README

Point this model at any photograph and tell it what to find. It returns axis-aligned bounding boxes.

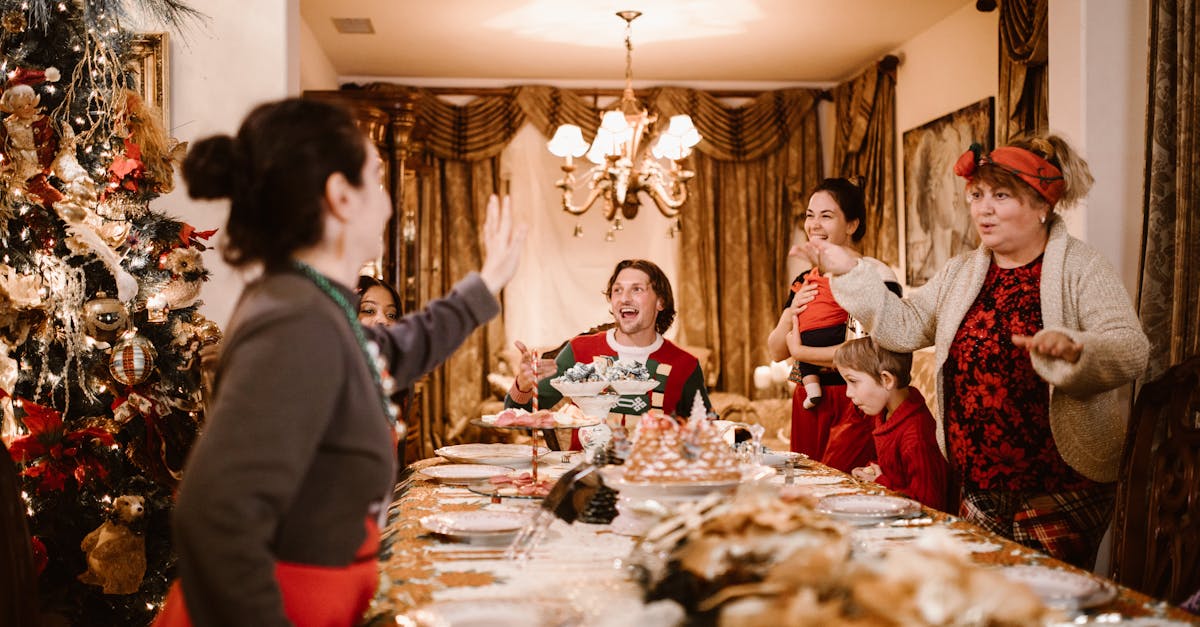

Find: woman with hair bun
[766,177,901,473]
[155,98,525,627]
[812,134,1148,569]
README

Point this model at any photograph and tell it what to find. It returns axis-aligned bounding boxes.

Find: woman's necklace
[292,261,399,427]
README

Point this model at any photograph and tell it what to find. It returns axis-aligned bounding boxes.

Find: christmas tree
[0,1,207,625]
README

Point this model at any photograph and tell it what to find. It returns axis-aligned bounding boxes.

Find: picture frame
[124,32,169,124]
[902,97,994,287]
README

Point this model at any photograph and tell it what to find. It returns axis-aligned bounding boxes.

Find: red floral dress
[943,256,1095,493]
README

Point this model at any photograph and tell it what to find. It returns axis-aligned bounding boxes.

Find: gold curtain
[418,158,509,447]
[830,57,899,266]
[1137,0,1200,381]
[997,0,1049,144]
[315,83,824,441]
[661,89,824,396]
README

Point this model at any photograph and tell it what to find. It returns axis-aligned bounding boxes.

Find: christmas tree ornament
[108,334,157,386]
[1,11,27,33]
[95,218,132,248]
[82,292,130,342]
[158,247,205,309]
[1,263,44,310]
[145,293,168,323]
[78,495,147,594]
[6,397,115,493]
[110,89,187,195]
[195,318,222,346]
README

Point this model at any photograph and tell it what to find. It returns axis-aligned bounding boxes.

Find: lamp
[547,10,701,239]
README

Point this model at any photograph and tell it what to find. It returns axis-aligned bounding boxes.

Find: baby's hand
[851,463,881,483]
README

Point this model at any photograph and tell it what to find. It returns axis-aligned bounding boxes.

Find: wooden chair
[1109,355,1200,605]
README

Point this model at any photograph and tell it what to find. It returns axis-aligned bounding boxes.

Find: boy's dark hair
[833,336,912,388]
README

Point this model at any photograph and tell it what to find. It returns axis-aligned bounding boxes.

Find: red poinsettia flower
[31,536,48,575]
[8,398,116,493]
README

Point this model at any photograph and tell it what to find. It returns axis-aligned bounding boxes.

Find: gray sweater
[173,270,498,626]
[830,216,1148,483]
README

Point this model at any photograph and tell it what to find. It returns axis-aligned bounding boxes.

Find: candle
[753,365,772,390]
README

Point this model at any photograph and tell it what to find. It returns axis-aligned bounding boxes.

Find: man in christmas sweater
[506,259,711,426]
[835,337,947,511]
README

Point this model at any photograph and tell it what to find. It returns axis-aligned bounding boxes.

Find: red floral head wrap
[953,143,1066,206]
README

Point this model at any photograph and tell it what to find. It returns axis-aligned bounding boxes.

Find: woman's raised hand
[800,239,858,276]
[479,195,528,295]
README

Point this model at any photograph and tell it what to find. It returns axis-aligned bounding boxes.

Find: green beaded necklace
[293,260,398,426]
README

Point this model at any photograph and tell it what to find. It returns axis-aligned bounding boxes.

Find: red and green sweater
[506,330,711,419]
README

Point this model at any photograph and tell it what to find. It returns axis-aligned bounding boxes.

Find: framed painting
[902,97,994,287]
[124,32,169,124]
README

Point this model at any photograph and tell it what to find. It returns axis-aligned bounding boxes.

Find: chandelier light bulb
[585,139,608,165]
[547,124,588,158]
[669,115,702,149]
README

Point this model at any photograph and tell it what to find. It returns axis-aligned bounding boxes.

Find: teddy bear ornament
[78,494,147,594]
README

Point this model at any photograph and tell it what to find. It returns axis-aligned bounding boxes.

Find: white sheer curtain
[502,124,681,351]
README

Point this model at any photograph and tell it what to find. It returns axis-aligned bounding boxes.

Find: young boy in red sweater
[834,337,947,510]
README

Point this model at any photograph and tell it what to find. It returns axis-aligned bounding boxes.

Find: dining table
[366,452,1200,626]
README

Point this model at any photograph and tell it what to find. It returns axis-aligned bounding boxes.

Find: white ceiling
[300,0,972,86]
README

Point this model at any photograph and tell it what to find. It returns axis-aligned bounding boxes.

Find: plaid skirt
[960,483,1116,570]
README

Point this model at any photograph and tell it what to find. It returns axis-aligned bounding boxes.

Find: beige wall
[300,15,339,91]
[893,2,999,284]
[153,0,301,328]
[1049,0,1148,294]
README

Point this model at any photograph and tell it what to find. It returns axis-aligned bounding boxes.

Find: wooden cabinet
[304,88,436,462]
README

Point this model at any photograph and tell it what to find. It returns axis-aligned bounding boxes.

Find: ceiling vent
[332,17,375,34]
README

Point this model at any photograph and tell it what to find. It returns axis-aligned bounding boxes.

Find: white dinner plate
[435,443,551,466]
[419,510,529,536]
[786,474,848,486]
[762,450,806,468]
[1001,565,1118,610]
[409,598,580,627]
[419,464,513,485]
[816,494,922,523]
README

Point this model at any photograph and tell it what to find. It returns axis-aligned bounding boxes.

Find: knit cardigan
[830,215,1149,483]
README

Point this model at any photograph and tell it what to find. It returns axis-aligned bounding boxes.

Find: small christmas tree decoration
[109,333,157,386]
[689,390,707,422]
[145,293,168,323]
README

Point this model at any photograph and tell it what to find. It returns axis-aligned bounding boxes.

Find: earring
[1039,214,1047,224]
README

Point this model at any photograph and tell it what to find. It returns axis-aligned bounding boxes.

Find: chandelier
[546,10,701,239]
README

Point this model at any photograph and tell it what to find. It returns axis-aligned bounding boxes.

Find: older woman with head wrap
[807,134,1148,570]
